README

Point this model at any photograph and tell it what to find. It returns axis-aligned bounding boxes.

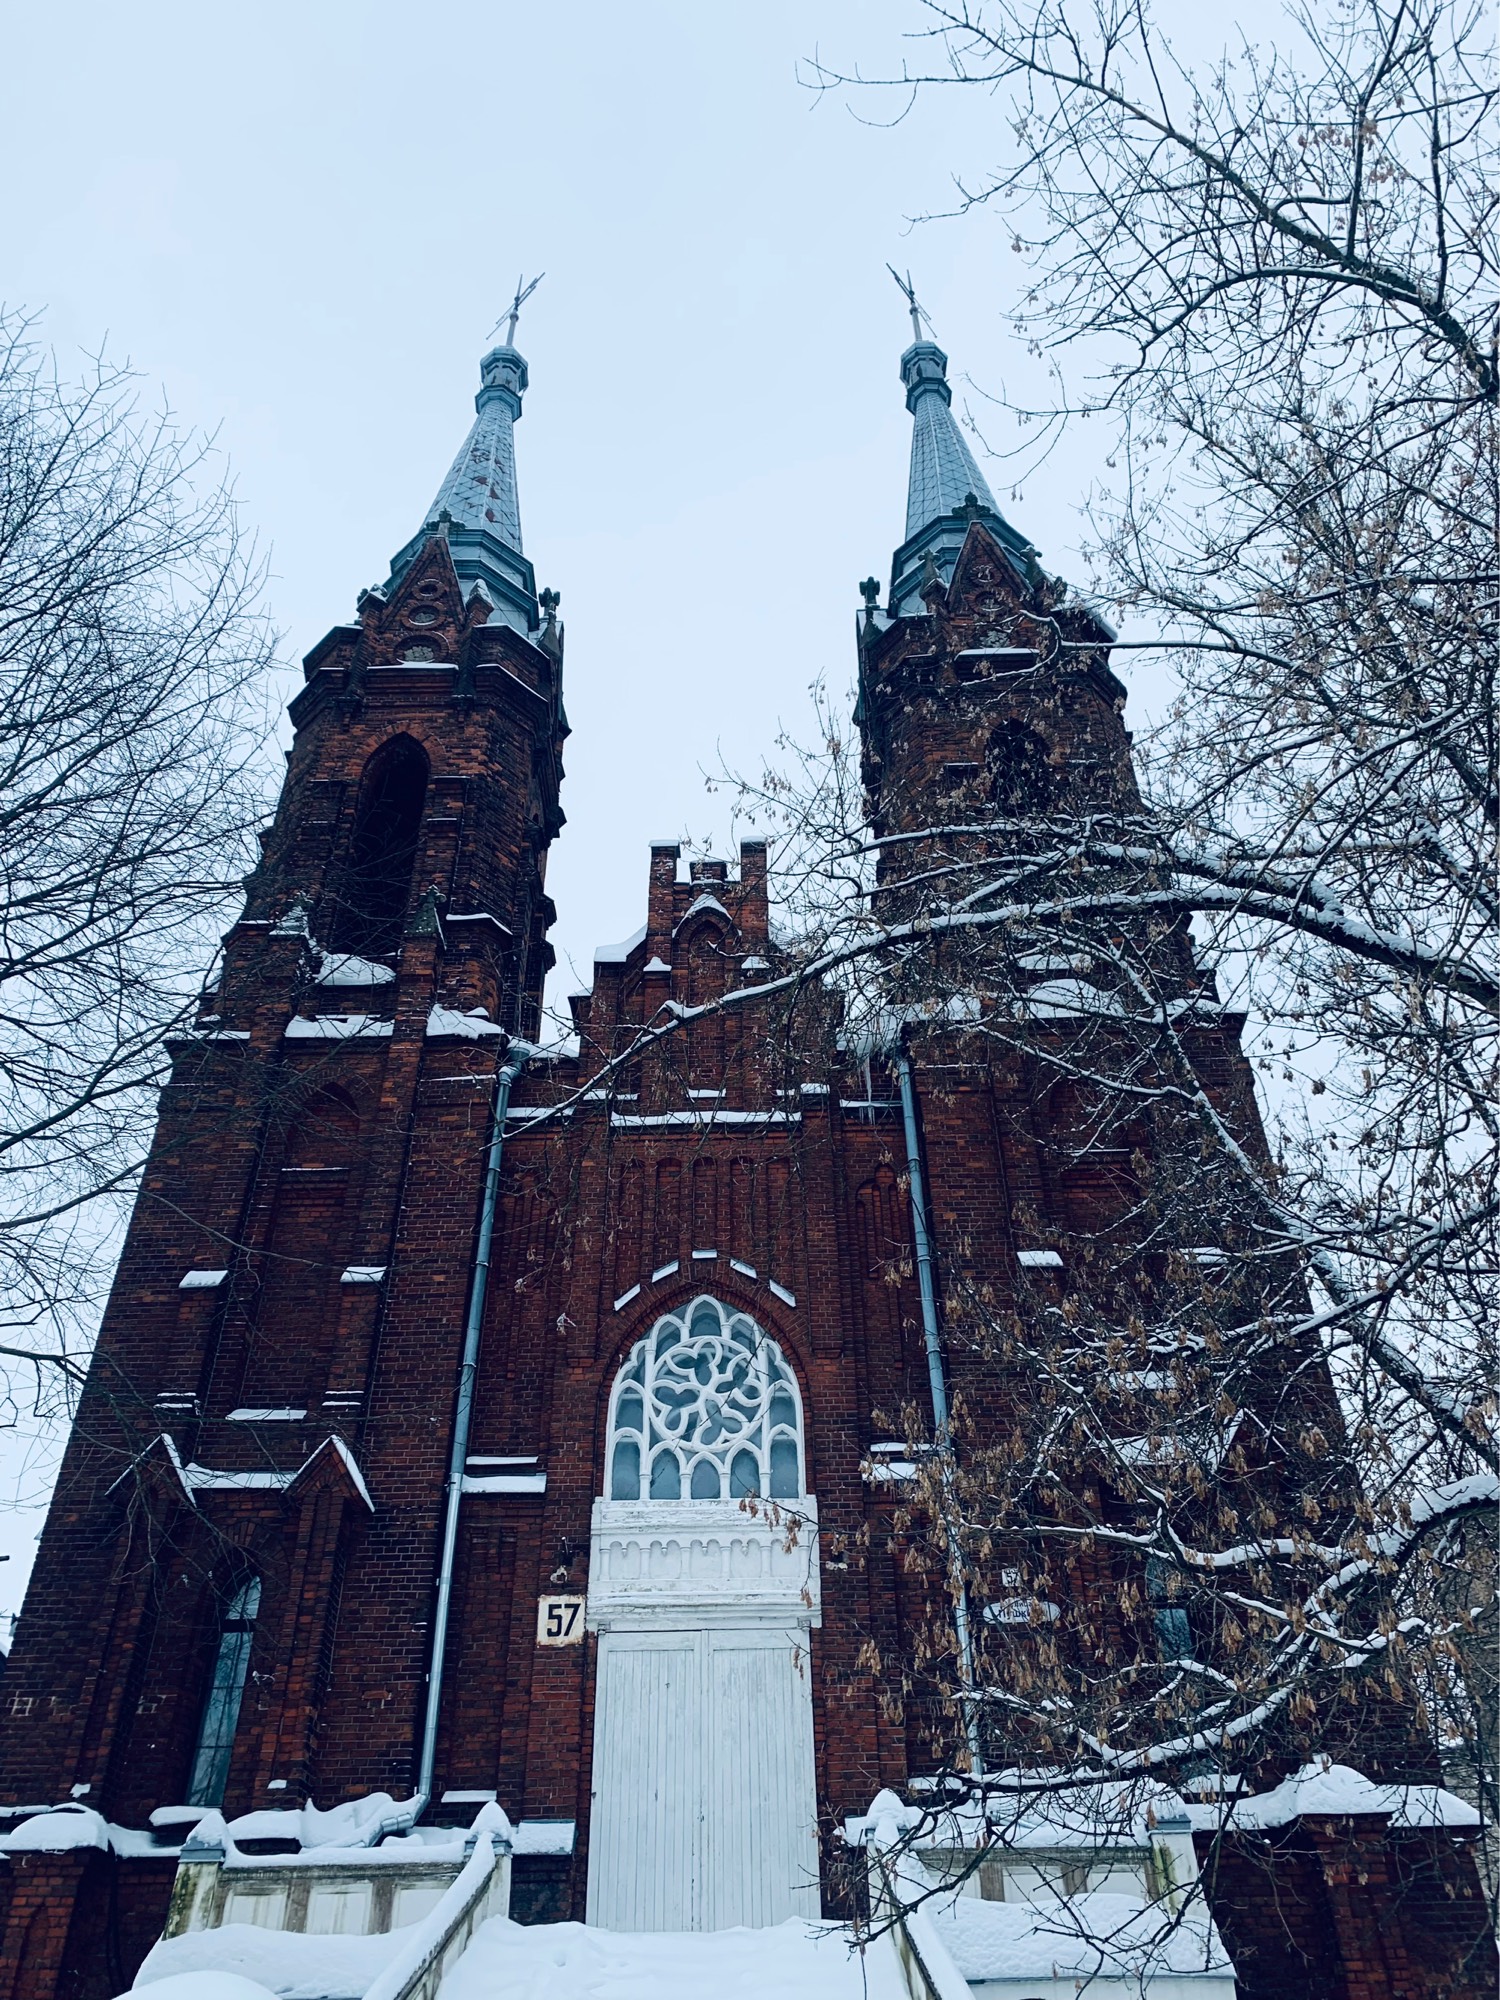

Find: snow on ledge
[611,1109,801,1129]
[284,1015,393,1040]
[179,1269,228,1289]
[426,1006,506,1039]
[314,952,395,988]
[0,1806,108,1852]
[509,1819,575,1856]
[462,1471,547,1495]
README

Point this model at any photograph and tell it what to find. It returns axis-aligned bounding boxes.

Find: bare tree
[0,312,275,1416]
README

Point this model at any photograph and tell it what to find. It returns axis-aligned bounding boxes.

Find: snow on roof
[594,924,647,966]
[675,891,732,929]
[1192,1761,1481,1832]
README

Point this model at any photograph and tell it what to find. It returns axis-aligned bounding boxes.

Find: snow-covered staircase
[434,1917,909,2000]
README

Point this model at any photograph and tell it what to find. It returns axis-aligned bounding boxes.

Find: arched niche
[327,735,430,955]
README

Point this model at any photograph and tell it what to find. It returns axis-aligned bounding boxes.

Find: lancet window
[606,1297,804,1503]
[187,1575,261,1808]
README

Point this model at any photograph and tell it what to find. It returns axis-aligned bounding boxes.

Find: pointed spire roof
[427,345,526,552]
[385,345,540,636]
[888,338,1038,618]
[901,341,1000,539]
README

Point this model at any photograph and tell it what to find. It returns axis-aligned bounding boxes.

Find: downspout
[417,1036,535,1811]
[894,1045,983,1777]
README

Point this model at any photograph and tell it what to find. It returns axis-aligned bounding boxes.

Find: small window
[603,1298,806,1503]
[187,1577,261,1808]
[1147,1557,1195,1661]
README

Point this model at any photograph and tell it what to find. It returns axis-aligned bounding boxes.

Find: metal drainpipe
[417,1037,534,1810]
[895,1046,983,1777]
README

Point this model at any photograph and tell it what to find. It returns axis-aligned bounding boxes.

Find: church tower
[0,333,573,1988]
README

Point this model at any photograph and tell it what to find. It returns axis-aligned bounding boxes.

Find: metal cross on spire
[490,272,545,349]
[887,265,933,345]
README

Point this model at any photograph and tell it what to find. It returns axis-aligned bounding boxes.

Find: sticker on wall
[536,1595,586,1646]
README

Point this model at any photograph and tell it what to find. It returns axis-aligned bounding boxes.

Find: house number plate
[536,1594,586,1646]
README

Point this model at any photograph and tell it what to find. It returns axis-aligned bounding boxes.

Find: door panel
[702,1629,820,1930]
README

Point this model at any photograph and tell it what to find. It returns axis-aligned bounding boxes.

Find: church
[0,314,1489,2000]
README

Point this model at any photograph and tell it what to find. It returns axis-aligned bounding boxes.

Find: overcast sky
[0,0,1237,1612]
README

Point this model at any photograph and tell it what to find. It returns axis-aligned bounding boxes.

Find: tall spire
[385,337,541,636]
[426,344,527,553]
[900,341,1001,541]
[885,307,1038,619]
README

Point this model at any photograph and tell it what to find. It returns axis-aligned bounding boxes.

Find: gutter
[894,1047,982,1776]
[417,1038,535,1809]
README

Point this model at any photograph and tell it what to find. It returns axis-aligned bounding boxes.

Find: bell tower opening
[328,734,429,955]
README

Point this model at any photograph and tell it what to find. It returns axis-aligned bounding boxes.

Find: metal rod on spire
[490,272,545,349]
[887,265,930,344]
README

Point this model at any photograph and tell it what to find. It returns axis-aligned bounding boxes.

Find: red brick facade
[0,480,1488,1996]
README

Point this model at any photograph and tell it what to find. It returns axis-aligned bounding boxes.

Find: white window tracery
[606,1296,804,1503]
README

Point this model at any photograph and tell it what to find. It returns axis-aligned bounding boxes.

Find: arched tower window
[329,735,429,955]
[187,1575,262,1808]
[605,1297,804,1503]
[988,720,1054,814]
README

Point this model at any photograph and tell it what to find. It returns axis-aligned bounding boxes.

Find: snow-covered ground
[436,1916,908,2000]
[135,1923,390,1999]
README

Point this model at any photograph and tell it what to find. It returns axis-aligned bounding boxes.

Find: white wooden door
[587,1626,819,1932]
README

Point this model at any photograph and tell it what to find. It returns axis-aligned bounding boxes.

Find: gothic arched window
[329,735,429,955]
[187,1575,261,1808]
[988,720,1054,815]
[606,1297,804,1503]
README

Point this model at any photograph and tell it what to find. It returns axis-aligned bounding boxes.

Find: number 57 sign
[536,1595,586,1646]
